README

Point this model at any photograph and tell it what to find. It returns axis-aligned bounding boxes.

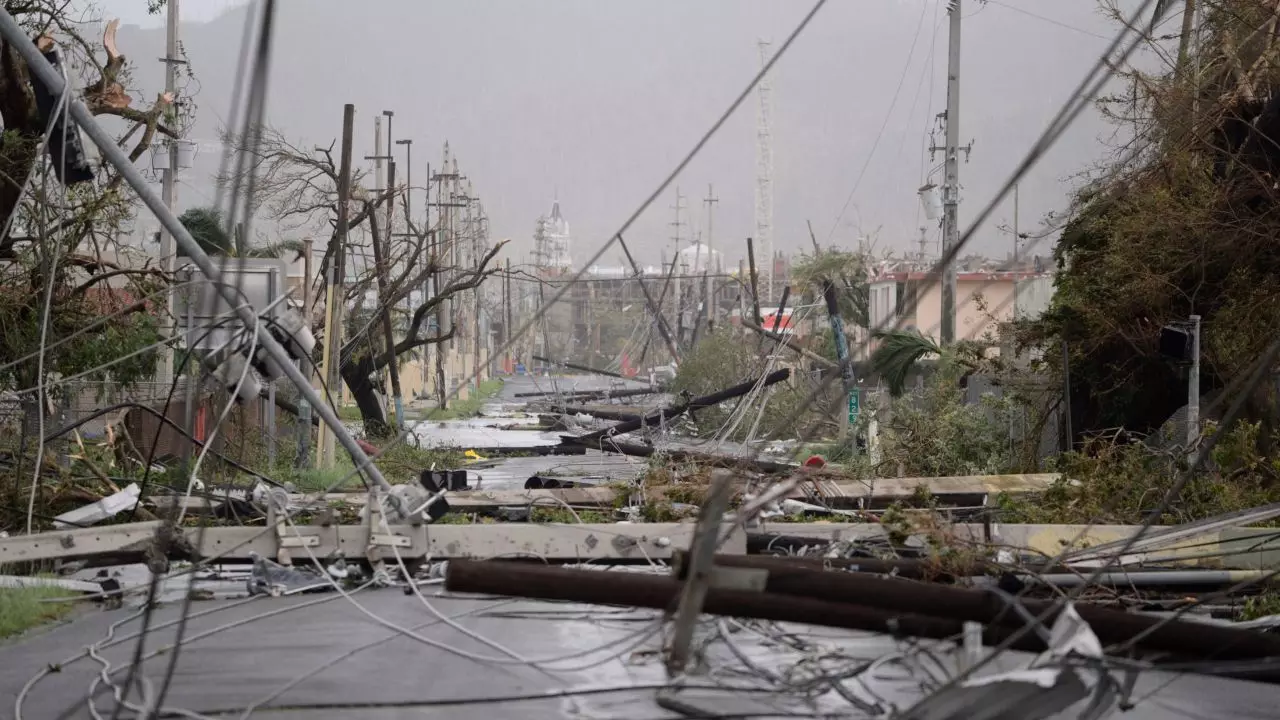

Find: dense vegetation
[1023,0,1280,461]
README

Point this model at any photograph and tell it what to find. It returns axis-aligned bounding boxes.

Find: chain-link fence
[2,379,296,466]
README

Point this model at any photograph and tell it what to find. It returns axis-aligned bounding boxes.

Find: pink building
[866,270,1050,353]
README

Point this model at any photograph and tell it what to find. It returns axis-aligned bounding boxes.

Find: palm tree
[871,328,992,396]
[178,206,305,260]
[179,207,234,255]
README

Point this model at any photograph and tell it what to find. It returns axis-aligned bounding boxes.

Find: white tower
[755,39,774,302]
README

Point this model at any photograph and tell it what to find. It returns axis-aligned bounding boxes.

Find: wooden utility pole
[297,237,313,468]
[746,236,762,326]
[504,257,513,371]
[319,103,355,469]
[372,161,405,430]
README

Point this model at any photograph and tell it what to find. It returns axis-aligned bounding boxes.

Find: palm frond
[178,206,232,255]
[246,238,306,260]
[871,329,943,396]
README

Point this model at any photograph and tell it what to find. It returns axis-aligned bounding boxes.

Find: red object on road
[803,455,826,468]
[357,438,378,455]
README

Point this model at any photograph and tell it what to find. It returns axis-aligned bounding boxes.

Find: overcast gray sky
[95,0,1150,268]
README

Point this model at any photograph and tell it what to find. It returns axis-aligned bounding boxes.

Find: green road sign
[847,389,861,424]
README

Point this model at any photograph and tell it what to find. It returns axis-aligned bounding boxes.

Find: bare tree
[0,7,188,398]
[222,125,506,434]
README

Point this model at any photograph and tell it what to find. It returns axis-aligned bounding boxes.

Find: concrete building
[866,269,1053,352]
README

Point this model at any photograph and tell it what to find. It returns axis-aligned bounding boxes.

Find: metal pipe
[0,12,392,491]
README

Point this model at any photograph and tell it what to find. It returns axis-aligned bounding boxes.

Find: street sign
[847,389,861,424]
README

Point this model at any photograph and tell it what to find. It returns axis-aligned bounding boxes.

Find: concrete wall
[1014,275,1055,320]
[912,278,1017,344]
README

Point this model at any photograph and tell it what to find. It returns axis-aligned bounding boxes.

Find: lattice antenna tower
[532,214,550,270]
[755,38,774,302]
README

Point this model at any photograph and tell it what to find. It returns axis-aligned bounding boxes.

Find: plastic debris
[247,552,330,597]
[54,483,140,529]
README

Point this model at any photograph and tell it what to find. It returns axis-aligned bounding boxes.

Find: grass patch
[266,443,469,491]
[529,507,613,524]
[1242,592,1280,621]
[336,405,363,422]
[426,379,505,421]
[0,584,74,639]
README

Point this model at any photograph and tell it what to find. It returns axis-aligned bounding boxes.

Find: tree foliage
[867,362,1024,478]
[869,328,998,397]
[0,4,182,398]
[1022,0,1280,446]
[178,205,305,258]
[671,328,833,441]
[222,127,505,435]
[789,246,869,327]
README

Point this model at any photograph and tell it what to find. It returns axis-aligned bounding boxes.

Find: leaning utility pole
[319,104,356,469]
[934,0,970,345]
[157,0,181,385]
[703,184,719,330]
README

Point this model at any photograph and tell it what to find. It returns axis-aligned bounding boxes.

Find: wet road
[2,584,1274,719]
[410,374,657,490]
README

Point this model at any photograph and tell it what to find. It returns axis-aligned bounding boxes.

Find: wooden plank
[810,473,1061,504]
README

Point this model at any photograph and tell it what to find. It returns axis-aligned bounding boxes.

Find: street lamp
[395,138,413,223]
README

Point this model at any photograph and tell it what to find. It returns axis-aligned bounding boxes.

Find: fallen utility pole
[515,386,660,400]
[667,469,734,673]
[444,560,1044,654]
[550,406,644,422]
[742,320,834,368]
[0,16,393,491]
[444,559,1280,665]
[618,233,680,362]
[674,551,1074,585]
[568,368,791,448]
[532,355,633,381]
[674,556,1280,662]
[568,436,795,474]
